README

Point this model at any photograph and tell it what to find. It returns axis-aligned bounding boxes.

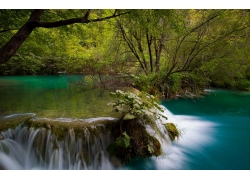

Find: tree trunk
[0,10,42,64]
[153,37,163,73]
[146,33,153,72]
[0,9,128,64]
[134,33,148,71]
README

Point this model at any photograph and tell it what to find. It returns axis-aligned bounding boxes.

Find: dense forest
[1,9,250,98]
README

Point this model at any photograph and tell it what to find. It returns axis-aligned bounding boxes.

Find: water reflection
[0,75,116,118]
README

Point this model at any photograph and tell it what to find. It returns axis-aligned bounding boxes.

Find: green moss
[22,118,117,162]
[25,118,116,141]
[0,115,34,132]
[164,123,180,141]
[147,135,161,156]
[109,119,162,163]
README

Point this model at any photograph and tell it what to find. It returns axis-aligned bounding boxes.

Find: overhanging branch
[0,29,18,33]
[30,11,129,28]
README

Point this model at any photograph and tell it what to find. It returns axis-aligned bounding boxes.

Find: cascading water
[1,105,246,170]
[151,108,218,170]
[144,106,172,154]
[123,106,218,170]
[0,111,175,170]
[0,120,117,170]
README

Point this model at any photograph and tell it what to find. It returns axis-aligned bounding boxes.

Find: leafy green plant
[107,90,168,159]
[108,90,167,123]
[235,78,250,91]
[168,73,182,92]
[106,131,130,154]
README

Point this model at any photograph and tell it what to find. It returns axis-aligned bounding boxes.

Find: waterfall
[144,106,172,155]
[138,106,218,170]
[0,110,180,170]
[0,123,116,170]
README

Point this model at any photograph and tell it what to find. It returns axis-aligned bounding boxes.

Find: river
[0,75,250,170]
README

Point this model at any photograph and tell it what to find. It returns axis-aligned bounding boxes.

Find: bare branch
[186,26,250,69]
[172,10,225,65]
[116,19,148,75]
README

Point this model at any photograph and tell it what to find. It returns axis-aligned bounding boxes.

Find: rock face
[24,117,118,141]
[0,113,35,132]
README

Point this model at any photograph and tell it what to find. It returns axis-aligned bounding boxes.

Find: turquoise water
[0,75,116,118]
[1,76,250,170]
[164,89,250,117]
[125,89,250,170]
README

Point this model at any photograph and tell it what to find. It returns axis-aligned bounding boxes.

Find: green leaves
[106,143,117,155]
[115,131,130,148]
[106,131,131,154]
[123,113,136,120]
[108,89,168,122]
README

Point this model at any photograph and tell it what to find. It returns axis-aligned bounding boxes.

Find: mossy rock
[25,118,116,141]
[24,118,117,162]
[0,114,117,142]
[164,123,179,141]
[109,119,162,163]
[0,113,35,132]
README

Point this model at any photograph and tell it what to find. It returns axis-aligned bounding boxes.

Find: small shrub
[108,90,167,123]
[107,90,168,162]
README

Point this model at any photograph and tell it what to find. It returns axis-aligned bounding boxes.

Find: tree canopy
[1,9,250,95]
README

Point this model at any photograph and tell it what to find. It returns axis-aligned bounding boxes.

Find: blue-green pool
[1,76,250,170]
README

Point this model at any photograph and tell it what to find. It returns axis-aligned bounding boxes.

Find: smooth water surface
[0,75,116,119]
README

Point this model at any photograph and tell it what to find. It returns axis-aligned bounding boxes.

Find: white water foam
[150,106,218,169]
[0,123,116,170]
